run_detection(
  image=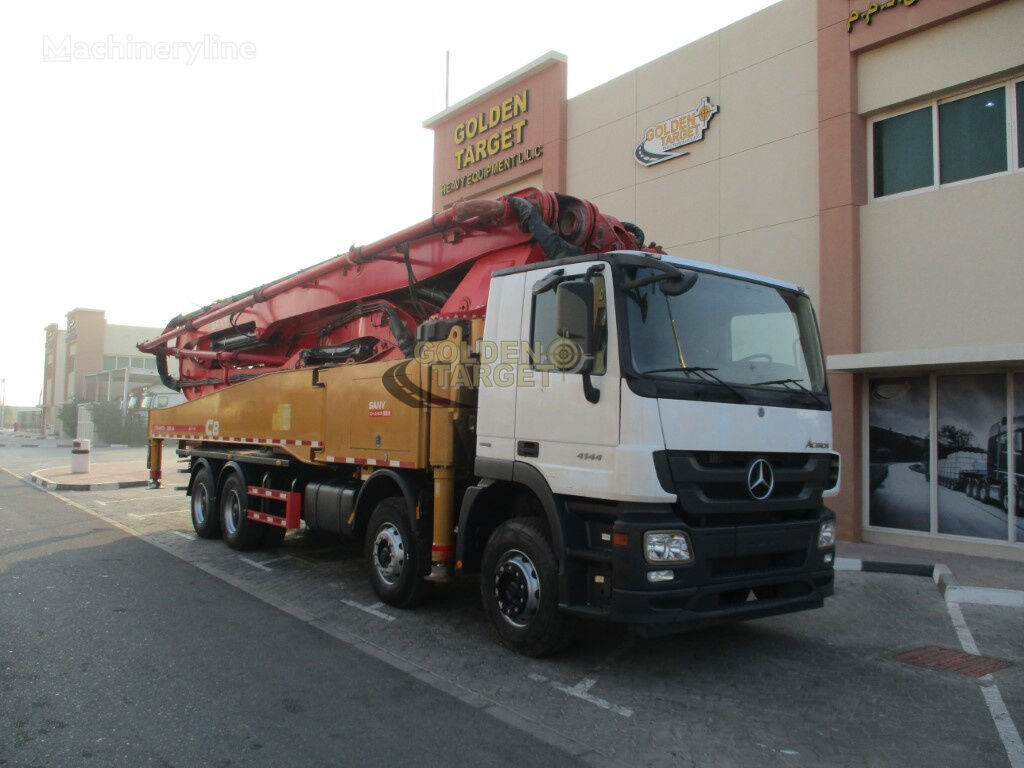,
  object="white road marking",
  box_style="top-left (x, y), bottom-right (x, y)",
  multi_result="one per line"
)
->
top-left (259, 555), bottom-right (293, 566)
top-left (171, 530), bottom-right (196, 540)
top-left (91, 493), bottom-right (175, 505)
top-left (341, 598), bottom-right (395, 622)
top-left (129, 509), bottom-right (189, 519)
top-left (240, 557), bottom-right (273, 572)
top-left (529, 674), bottom-right (633, 718)
top-left (947, 602), bottom-right (1024, 767)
